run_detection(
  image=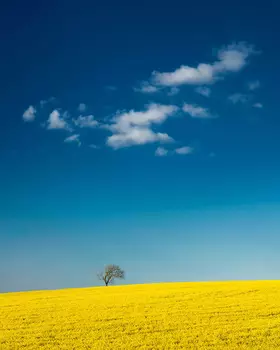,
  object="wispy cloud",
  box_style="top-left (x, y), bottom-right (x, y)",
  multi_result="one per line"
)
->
top-left (151, 42), bottom-right (255, 87)
top-left (47, 110), bottom-right (70, 130)
top-left (134, 82), bottom-right (159, 94)
top-left (167, 87), bottom-right (180, 96)
top-left (182, 103), bottom-right (212, 118)
top-left (89, 144), bottom-right (100, 149)
top-left (228, 93), bottom-right (248, 104)
top-left (155, 147), bottom-right (168, 156)
top-left (40, 97), bottom-right (56, 108)
top-left (23, 105), bottom-right (36, 122)
top-left (77, 103), bottom-right (87, 112)
top-left (106, 103), bottom-right (178, 149)
top-left (175, 146), bottom-right (193, 155)
top-left (74, 115), bottom-right (99, 128)
top-left (253, 102), bottom-right (263, 108)
top-left (248, 80), bottom-right (260, 91)
top-left (195, 86), bottom-right (211, 97)
top-left (64, 134), bottom-right (81, 145)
